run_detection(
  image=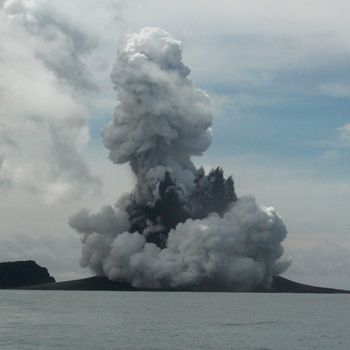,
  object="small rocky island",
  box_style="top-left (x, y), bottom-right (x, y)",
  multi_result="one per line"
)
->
top-left (0, 260), bottom-right (55, 289)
